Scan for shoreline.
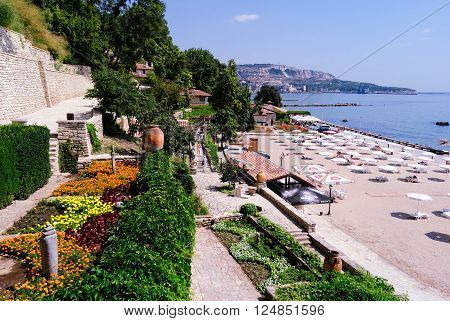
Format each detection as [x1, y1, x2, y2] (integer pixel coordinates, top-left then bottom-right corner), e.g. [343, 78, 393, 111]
[314, 120, 449, 155]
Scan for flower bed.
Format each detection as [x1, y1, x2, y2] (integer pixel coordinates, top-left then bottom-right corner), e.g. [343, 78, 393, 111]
[10, 196, 113, 234]
[0, 233, 93, 300]
[212, 215, 404, 301]
[52, 161, 139, 196]
[50, 152, 197, 300]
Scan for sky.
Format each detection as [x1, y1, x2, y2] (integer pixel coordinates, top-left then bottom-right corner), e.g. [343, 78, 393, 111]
[163, 0, 450, 92]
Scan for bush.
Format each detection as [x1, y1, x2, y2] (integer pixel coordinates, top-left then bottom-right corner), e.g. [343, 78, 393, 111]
[58, 141, 78, 174]
[275, 272, 404, 301]
[86, 124, 101, 152]
[52, 151, 196, 300]
[0, 2, 14, 27]
[204, 133, 219, 168]
[240, 203, 258, 216]
[0, 124, 51, 207]
[172, 158, 195, 195]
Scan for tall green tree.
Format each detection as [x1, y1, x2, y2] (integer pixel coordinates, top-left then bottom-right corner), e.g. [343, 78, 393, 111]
[254, 85, 282, 106]
[185, 48, 223, 93]
[210, 60, 253, 146]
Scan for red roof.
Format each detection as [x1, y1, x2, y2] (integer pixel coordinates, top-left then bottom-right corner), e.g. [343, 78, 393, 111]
[189, 88, 212, 97]
[232, 151, 289, 182]
[136, 63, 153, 70]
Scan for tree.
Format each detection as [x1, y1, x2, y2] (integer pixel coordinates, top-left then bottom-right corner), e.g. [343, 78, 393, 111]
[185, 48, 223, 93]
[254, 85, 282, 106]
[210, 60, 253, 146]
[220, 162, 240, 187]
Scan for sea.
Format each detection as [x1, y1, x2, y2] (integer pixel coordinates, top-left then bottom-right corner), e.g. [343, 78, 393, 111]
[282, 93, 450, 150]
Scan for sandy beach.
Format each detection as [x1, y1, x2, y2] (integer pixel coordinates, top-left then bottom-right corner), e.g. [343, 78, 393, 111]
[245, 129, 450, 299]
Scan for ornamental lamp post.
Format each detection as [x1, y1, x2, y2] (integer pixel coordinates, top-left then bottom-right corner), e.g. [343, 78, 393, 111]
[327, 184, 333, 216]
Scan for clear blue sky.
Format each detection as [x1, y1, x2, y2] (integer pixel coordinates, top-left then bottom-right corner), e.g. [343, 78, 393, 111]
[163, 0, 450, 92]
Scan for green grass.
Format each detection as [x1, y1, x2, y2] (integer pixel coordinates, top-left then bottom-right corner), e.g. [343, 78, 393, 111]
[0, 0, 68, 59]
[183, 105, 215, 120]
[287, 110, 311, 115]
[218, 184, 234, 195]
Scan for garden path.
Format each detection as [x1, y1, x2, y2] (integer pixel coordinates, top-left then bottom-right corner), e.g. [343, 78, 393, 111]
[191, 227, 260, 301]
[0, 175, 69, 234]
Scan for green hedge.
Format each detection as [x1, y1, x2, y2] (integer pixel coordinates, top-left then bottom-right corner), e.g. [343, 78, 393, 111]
[0, 124, 51, 208]
[52, 151, 196, 300]
[204, 133, 219, 169]
[58, 141, 79, 174]
[276, 271, 404, 301]
[86, 123, 101, 152]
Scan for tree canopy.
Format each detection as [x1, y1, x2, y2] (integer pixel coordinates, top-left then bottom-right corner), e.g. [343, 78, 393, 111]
[254, 85, 282, 106]
[185, 48, 223, 93]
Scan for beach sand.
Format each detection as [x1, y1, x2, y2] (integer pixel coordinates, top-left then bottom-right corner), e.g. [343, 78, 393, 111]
[246, 131, 450, 299]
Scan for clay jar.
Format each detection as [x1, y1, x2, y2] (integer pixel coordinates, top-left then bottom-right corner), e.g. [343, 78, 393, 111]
[256, 171, 267, 183]
[323, 250, 342, 272]
[142, 125, 164, 152]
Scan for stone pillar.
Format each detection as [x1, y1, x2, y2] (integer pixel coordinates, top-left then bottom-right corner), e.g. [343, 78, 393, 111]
[40, 225, 58, 278]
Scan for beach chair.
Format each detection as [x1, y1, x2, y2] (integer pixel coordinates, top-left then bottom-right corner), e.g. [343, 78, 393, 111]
[408, 212, 429, 220]
[374, 176, 389, 182]
[442, 209, 450, 219]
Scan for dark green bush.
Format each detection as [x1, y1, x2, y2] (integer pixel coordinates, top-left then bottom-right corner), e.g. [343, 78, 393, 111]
[275, 271, 404, 301]
[240, 203, 258, 216]
[172, 158, 195, 195]
[86, 124, 101, 152]
[0, 124, 51, 207]
[0, 2, 14, 28]
[0, 131, 19, 208]
[52, 151, 196, 300]
[58, 141, 78, 174]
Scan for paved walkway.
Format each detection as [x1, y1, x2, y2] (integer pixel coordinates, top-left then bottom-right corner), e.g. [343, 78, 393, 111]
[0, 175, 68, 234]
[14, 97, 97, 134]
[191, 227, 260, 301]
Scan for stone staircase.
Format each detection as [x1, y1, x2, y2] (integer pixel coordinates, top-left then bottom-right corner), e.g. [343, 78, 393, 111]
[287, 229, 312, 247]
[49, 136, 59, 174]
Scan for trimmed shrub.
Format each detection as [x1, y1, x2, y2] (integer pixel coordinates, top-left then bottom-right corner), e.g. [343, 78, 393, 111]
[0, 124, 51, 207]
[58, 141, 78, 174]
[240, 203, 258, 216]
[172, 158, 195, 195]
[86, 123, 101, 152]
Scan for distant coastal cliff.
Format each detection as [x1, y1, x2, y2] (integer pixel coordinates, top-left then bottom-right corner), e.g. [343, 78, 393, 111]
[237, 64, 417, 95]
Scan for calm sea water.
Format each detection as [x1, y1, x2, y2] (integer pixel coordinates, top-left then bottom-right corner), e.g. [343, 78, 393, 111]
[282, 93, 450, 150]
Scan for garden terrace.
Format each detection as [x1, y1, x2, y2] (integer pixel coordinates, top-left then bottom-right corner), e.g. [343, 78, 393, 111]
[212, 212, 404, 301]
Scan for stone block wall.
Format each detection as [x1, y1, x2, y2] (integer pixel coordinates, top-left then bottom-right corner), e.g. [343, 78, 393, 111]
[0, 52, 48, 119]
[57, 120, 90, 157]
[0, 27, 93, 121]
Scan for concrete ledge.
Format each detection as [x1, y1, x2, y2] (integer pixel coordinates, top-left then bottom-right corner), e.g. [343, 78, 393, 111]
[259, 187, 316, 233]
[309, 232, 365, 274]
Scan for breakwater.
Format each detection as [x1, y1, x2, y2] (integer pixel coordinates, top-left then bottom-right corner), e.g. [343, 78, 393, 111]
[283, 103, 360, 107]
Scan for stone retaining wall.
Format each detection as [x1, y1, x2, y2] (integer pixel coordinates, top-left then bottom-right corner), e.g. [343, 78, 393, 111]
[57, 120, 90, 157]
[0, 27, 92, 121]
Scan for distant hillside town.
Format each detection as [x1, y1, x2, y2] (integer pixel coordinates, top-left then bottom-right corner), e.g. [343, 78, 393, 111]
[237, 64, 417, 95]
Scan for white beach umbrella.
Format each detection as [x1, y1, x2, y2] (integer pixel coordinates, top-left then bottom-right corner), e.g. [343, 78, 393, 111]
[297, 164, 328, 175]
[309, 172, 352, 185]
[347, 165, 368, 173]
[322, 142, 335, 147]
[388, 157, 405, 165]
[406, 193, 432, 218]
[373, 151, 388, 159]
[417, 156, 434, 162]
[346, 151, 361, 156]
[379, 165, 399, 173]
[319, 151, 334, 158]
[399, 151, 413, 160]
[331, 157, 349, 164]
[361, 157, 378, 165]
[302, 141, 313, 146]
[382, 147, 396, 154]
[422, 151, 435, 157]
[408, 163, 427, 169]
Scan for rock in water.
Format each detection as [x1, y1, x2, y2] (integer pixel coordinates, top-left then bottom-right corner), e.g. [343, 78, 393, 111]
[436, 121, 449, 126]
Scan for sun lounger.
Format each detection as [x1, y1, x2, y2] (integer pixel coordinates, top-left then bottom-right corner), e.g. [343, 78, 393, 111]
[373, 176, 389, 182]
[442, 209, 450, 219]
[408, 212, 429, 220]
[401, 176, 421, 183]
